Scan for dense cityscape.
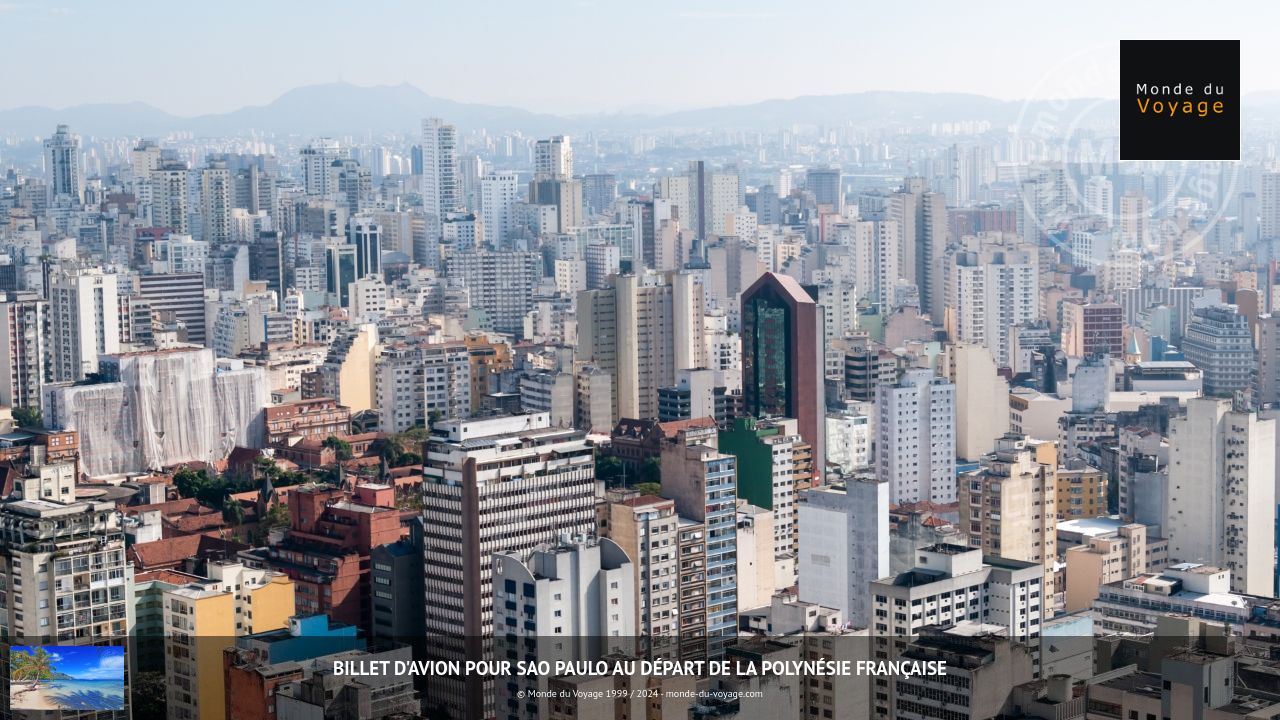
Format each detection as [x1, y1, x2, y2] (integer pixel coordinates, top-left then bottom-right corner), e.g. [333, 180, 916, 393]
[3, 29, 1280, 719]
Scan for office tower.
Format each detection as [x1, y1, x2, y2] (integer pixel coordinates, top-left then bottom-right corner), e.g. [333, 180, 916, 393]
[1061, 299, 1124, 359]
[740, 272, 825, 474]
[492, 537, 634, 719]
[1084, 175, 1114, 225]
[42, 347, 267, 477]
[136, 271, 207, 344]
[332, 157, 371, 212]
[877, 368, 957, 504]
[0, 291, 48, 410]
[943, 342, 1011, 462]
[1257, 315, 1280, 408]
[151, 159, 191, 233]
[162, 563, 295, 720]
[958, 434, 1057, 595]
[250, 231, 285, 309]
[375, 340, 470, 432]
[445, 251, 542, 335]
[945, 234, 1038, 368]
[869, 545, 1044, 715]
[421, 118, 459, 244]
[421, 413, 596, 718]
[578, 271, 705, 420]
[797, 475, 888, 627]
[479, 171, 518, 248]
[583, 242, 620, 289]
[48, 266, 120, 382]
[347, 217, 382, 279]
[299, 137, 344, 196]
[805, 166, 841, 211]
[1182, 304, 1255, 398]
[1165, 397, 1276, 595]
[658, 423, 738, 655]
[534, 135, 573, 178]
[44, 123, 83, 203]
[582, 173, 617, 216]
[325, 244, 358, 307]
[888, 180, 947, 320]
[201, 160, 233, 244]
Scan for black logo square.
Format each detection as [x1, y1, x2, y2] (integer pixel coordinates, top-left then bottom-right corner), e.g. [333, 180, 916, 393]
[1120, 39, 1240, 161]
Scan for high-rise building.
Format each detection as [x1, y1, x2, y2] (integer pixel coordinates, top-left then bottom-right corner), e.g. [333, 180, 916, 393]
[797, 475, 888, 627]
[582, 173, 617, 216]
[421, 118, 459, 249]
[534, 135, 573, 179]
[1084, 175, 1114, 225]
[44, 124, 83, 203]
[479, 171, 519, 248]
[201, 160, 233, 244]
[888, 180, 948, 321]
[1063, 522, 1166, 612]
[375, 340, 471, 432]
[719, 417, 809, 570]
[1261, 171, 1280, 241]
[445, 251, 542, 335]
[0, 291, 48, 410]
[325, 244, 358, 308]
[1182, 304, 1255, 398]
[151, 159, 191, 233]
[48, 266, 120, 382]
[578, 271, 706, 420]
[1164, 397, 1276, 595]
[869, 545, 1044, 716]
[876, 368, 957, 504]
[492, 537, 634, 720]
[1256, 314, 1280, 408]
[347, 217, 382, 279]
[658, 423, 738, 655]
[299, 137, 344, 196]
[740, 272, 825, 474]
[945, 233, 1038, 368]
[805, 166, 842, 212]
[135, 271, 207, 345]
[1061, 299, 1124, 359]
[420, 413, 596, 717]
[958, 434, 1058, 595]
[942, 342, 1011, 462]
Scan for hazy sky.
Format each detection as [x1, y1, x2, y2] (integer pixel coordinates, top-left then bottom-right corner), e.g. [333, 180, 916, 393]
[0, 0, 1271, 115]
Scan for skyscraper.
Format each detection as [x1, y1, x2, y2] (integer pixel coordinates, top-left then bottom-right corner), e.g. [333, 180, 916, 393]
[797, 475, 888, 628]
[48, 266, 120, 382]
[1164, 398, 1276, 595]
[888, 179, 947, 321]
[151, 159, 191, 234]
[44, 124, 83, 203]
[876, 368, 957, 503]
[478, 171, 518, 248]
[534, 135, 573, 179]
[299, 137, 344, 196]
[201, 160, 233, 244]
[1182, 304, 1255, 398]
[805, 166, 842, 212]
[944, 233, 1039, 368]
[421, 118, 459, 254]
[739, 272, 825, 474]
[421, 413, 596, 718]
[347, 217, 382, 279]
[578, 271, 706, 420]
[0, 291, 48, 410]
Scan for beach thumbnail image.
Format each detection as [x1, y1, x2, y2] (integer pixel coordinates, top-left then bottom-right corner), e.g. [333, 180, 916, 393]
[9, 645, 125, 711]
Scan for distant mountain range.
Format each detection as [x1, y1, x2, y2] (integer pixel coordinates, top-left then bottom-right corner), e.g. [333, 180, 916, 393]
[4, 82, 1280, 138]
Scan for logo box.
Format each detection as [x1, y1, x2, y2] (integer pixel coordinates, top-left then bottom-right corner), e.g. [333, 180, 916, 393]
[1120, 39, 1240, 161]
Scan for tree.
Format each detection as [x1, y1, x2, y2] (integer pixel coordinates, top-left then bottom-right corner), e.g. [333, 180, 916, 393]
[11, 646, 55, 687]
[263, 502, 290, 528]
[639, 457, 662, 485]
[595, 455, 624, 486]
[633, 482, 662, 497]
[322, 435, 354, 461]
[130, 671, 167, 718]
[12, 406, 41, 429]
[222, 498, 246, 525]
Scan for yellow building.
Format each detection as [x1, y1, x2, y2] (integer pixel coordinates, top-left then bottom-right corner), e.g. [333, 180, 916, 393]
[163, 562, 295, 720]
[1056, 464, 1108, 519]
